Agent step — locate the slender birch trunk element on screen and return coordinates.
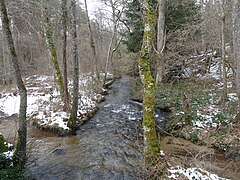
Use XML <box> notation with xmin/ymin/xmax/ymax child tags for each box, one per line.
<box><xmin>62</xmin><ymin>0</ymin><xmax>70</xmax><ymax>111</ymax></box>
<box><xmin>103</xmin><ymin>0</ymin><xmax>117</xmax><ymax>85</ymax></box>
<box><xmin>84</xmin><ymin>0</ymin><xmax>100</xmax><ymax>79</ymax></box>
<box><xmin>156</xmin><ymin>0</ymin><xmax>166</xmax><ymax>84</ymax></box>
<box><xmin>68</xmin><ymin>0</ymin><xmax>79</xmax><ymax>133</ymax></box>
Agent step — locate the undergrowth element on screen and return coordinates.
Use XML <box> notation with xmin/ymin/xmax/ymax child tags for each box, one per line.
<box><xmin>155</xmin><ymin>80</ymin><xmax>237</xmax><ymax>134</ymax></box>
<box><xmin>150</xmin><ymin>79</ymin><xmax>240</xmax><ymax>177</ymax></box>
<box><xmin>0</xmin><ymin>135</ymin><xmax>26</xmax><ymax>180</ymax></box>
<box><xmin>0</xmin><ymin>167</ymin><xmax>26</xmax><ymax>180</ymax></box>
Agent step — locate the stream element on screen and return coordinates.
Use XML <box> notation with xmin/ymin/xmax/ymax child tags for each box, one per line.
<box><xmin>26</xmin><ymin>75</ymin><xmax>165</xmax><ymax>179</ymax></box>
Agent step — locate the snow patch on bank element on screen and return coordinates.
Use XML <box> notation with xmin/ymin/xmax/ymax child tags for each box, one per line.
<box><xmin>0</xmin><ymin>93</ymin><xmax>50</xmax><ymax>116</ymax></box>
<box><xmin>37</xmin><ymin>111</ymin><xmax>69</xmax><ymax>130</ymax></box>
<box><xmin>0</xmin><ymin>74</ymin><xmax>106</xmax><ymax>131</ymax></box>
<box><xmin>3</xmin><ymin>150</ymin><xmax>14</xmax><ymax>160</ymax></box>
<box><xmin>168</xmin><ymin>166</ymin><xmax>228</xmax><ymax>180</ymax></box>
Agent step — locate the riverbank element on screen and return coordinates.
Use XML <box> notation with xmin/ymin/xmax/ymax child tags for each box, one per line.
<box><xmin>0</xmin><ymin>74</ymin><xmax>113</xmax><ymax>137</ymax></box>
<box><xmin>131</xmin><ymin>76</ymin><xmax>240</xmax><ymax>179</ymax></box>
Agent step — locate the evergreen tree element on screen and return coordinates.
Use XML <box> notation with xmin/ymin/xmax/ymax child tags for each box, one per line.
<box><xmin>124</xmin><ymin>0</ymin><xmax>201</xmax><ymax>53</ymax></box>
<box><xmin>165</xmin><ymin>0</ymin><xmax>200</xmax><ymax>31</ymax></box>
<box><xmin>123</xmin><ymin>0</ymin><xmax>144</xmax><ymax>52</ymax></box>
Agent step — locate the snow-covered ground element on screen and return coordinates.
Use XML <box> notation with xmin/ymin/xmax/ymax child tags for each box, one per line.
<box><xmin>0</xmin><ymin>74</ymin><xmax>104</xmax><ymax>131</ymax></box>
<box><xmin>168</xmin><ymin>166</ymin><xmax>228</xmax><ymax>180</ymax></box>
<box><xmin>3</xmin><ymin>142</ymin><xmax>14</xmax><ymax>160</ymax></box>
<box><xmin>167</xmin><ymin>54</ymin><xmax>238</xmax><ymax>179</ymax></box>
<box><xmin>0</xmin><ymin>138</ymin><xmax>14</xmax><ymax>160</ymax></box>
<box><xmin>3</xmin><ymin>150</ymin><xmax>14</xmax><ymax>160</ymax></box>
<box><xmin>178</xmin><ymin>55</ymin><xmax>238</xmax><ymax>130</ymax></box>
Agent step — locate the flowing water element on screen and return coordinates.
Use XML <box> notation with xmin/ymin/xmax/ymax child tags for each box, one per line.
<box><xmin>26</xmin><ymin>76</ymin><xmax>165</xmax><ymax>179</ymax></box>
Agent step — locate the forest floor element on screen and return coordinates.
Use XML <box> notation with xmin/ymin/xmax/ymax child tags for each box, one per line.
<box><xmin>154</xmin><ymin>78</ymin><xmax>240</xmax><ymax>155</ymax></box>
<box><xmin>132</xmin><ymin>75</ymin><xmax>240</xmax><ymax>179</ymax></box>
<box><xmin>131</xmin><ymin>57</ymin><xmax>240</xmax><ymax>180</ymax></box>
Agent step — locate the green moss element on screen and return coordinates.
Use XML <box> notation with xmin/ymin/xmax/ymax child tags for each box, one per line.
<box><xmin>13</xmin><ymin>129</ymin><xmax>27</xmax><ymax>167</ymax></box>
<box><xmin>0</xmin><ymin>166</ymin><xmax>26</xmax><ymax>180</ymax></box>
<box><xmin>190</xmin><ymin>131</ymin><xmax>199</xmax><ymax>144</ymax></box>
<box><xmin>143</xmin><ymin>72</ymin><xmax>159</xmax><ymax>156</ymax></box>
<box><xmin>0</xmin><ymin>135</ymin><xmax>17</xmax><ymax>172</ymax></box>
<box><xmin>138</xmin><ymin>0</ymin><xmax>159</xmax><ymax>158</ymax></box>
<box><xmin>138</xmin><ymin>58</ymin><xmax>160</xmax><ymax>157</ymax></box>
<box><xmin>0</xmin><ymin>135</ymin><xmax>8</xmax><ymax>153</ymax></box>
<box><xmin>45</xmin><ymin>20</ymin><xmax>65</xmax><ymax>101</ymax></box>
<box><xmin>11</xmin><ymin>50</ymin><xmax>17</xmax><ymax>57</ymax></box>
<box><xmin>67</xmin><ymin>104</ymin><xmax>78</xmax><ymax>134</ymax></box>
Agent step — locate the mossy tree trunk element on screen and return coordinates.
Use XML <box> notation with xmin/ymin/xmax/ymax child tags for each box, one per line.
<box><xmin>0</xmin><ymin>0</ymin><xmax>27</xmax><ymax>167</ymax></box>
<box><xmin>67</xmin><ymin>0</ymin><xmax>79</xmax><ymax>133</ymax></box>
<box><xmin>138</xmin><ymin>0</ymin><xmax>159</xmax><ymax>158</ymax></box>
<box><xmin>44</xmin><ymin>5</ymin><xmax>65</xmax><ymax>101</ymax></box>
<box><xmin>61</xmin><ymin>0</ymin><xmax>70</xmax><ymax>111</ymax></box>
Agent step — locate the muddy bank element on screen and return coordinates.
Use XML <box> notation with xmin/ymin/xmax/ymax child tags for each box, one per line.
<box><xmin>161</xmin><ymin>136</ymin><xmax>240</xmax><ymax>180</ymax></box>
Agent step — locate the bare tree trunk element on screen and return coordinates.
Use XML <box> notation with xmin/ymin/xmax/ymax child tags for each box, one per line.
<box><xmin>0</xmin><ymin>0</ymin><xmax>27</xmax><ymax>167</ymax></box>
<box><xmin>103</xmin><ymin>0</ymin><xmax>117</xmax><ymax>85</ymax></box>
<box><xmin>96</xmin><ymin>20</ymin><xmax>104</xmax><ymax>60</ymax></box>
<box><xmin>181</xmin><ymin>92</ymin><xmax>191</xmax><ymax>125</ymax></box>
<box><xmin>44</xmin><ymin>5</ymin><xmax>65</xmax><ymax>101</ymax></box>
<box><xmin>84</xmin><ymin>0</ymin><xmax>100</xmax><ymax>79</ymax></box>
<box><xmin>68</xmin><ymin>0</ymin><xmax>79</xmax><ymax>133</ymax></box>
<box><xmin>233</xmin><ymin>0</ymin><xmax>240</xmax><ymax>110</ymax></box>
<box><xmin>156</xmin><ymin>0</ymin><xmax>166</xmax><ymax>84</ymax></box>
<box><xmin>221</xmin><ymin>15</ymin><xmax>227</xmax><ymax>101</ymax></box>
<box><xmin>1</xmin><ymin>28</ymin><xmax>11</xmax><ymax>84</ymax></box>
<box><xmin>62</xmin><ymin>0</ymin><xmax>70</xmax><ymax>111</ymax></box>
<box><xmin>157</xmin><ymin>0</ymin><xmax>165</xmax><ymax>52</ymax></box>
<box><xmin>138</xmin><ymin>0</ymin><xmax>159</xmax><ymax>159</ymax></box>
<box><xmin>1</xmin><ymin>29</ymin><xmax>7</xmax><ymax>82</ymax></box>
